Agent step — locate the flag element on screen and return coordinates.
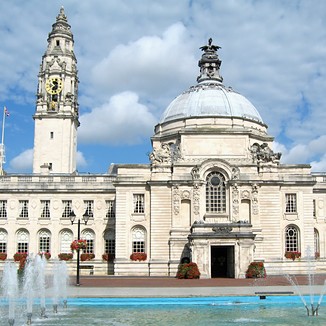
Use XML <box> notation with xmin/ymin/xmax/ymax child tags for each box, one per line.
<box><xmin>4</xmin><ymin>107</ymin><xmax>9</xmax><ymax>117</ymax></box>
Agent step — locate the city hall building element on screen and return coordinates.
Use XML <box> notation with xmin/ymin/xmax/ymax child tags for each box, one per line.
<box><xmin>0</xmin><ymin>8</ymin><xmax>325</xmax><ymax>278</ymax></box>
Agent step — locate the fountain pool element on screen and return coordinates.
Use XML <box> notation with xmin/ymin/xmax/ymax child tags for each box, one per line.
<box><xmin>1</xmin><ymin>296</ymin><xmax>325</xmax><ymax>326</ymax></box>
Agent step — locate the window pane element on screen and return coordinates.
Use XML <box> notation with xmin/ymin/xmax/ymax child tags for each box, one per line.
<box><xmin>285</xmin><ymin>226</ymin><xmax>299</xmax><ymax>252</ymax></box>
<box><xmin>206</xmin><ymin>172</ymin><xmax>226</xmax><ymax>213</ymax></box>
<box><xmin>285</xmin><ymin>194</ymin><xmax>297</xmax><ymax>213</ymax></box>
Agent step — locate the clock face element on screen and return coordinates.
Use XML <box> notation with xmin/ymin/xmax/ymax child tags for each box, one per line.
<box><xmin>45</xmin><ymin>77</ymin><xmax>63</xmax><ymax>94</ymax></box>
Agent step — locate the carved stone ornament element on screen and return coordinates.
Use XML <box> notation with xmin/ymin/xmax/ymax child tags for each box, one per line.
<box><xmin>149</xmin><ymin>143</ymin><xmax>171</xmax><ymax>166</ymax></box>
<box><xmin>191</xmin><ymin>166</ymin><xmax>200</xmax><ymax>180</ymax></box>
<box><xmin>193</xmin><ymin>184</ymin><xmax>200</xmax><ymax>216</ymax></box>
<box><xmin>212</xmin><ymin>226</ymin><xmax>233</xmax><ymax>234</ymax></box>
<box><xmin>172</xmin><ymin>185</ymin><xmax>180</xmax><ymax>215</ymax></box>
<box><xmin>232</xmin><ymin>184</ymin><xmax>239</xmax><ymax>216</ymax></box>
<box><xmin>231</xmin><ymin>167</ymin><xmax>240</xmax><ymax>180</ymax></box>
<box><xmin>250</xmin><ymin>142</ymin><xmax>281</xmax><ymax>164</ymax></box>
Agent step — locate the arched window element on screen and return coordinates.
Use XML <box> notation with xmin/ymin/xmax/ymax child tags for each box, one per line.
<box><xmin>206</xmin><ymin>171</ymin><xmax>226</xmax><ymax>213</ymax></box>
<box><xmin>16</xmin><ymin>229</ymin><xmax>29</xmax><ymax>253</ymax></box>
<box><xmin>0</xmin><ymin>229</ymin><xmax>8</xmax><ymax>253</ymax></box>
<box><xmin>82</xmin><ymin>229</ymin><xmax>95</xmax><ymax>254</ymax></box>
<box><xmin>104</xmin><ymin>229</ymin><xmax>115</xmax><ymax>255</ymax></box>
<box><xmin>60</xmin><ymin>229</ymin><xmax>73</xmax><ymax>253</ymax></box>
<box><xmin>38</xmin><ymin>229</ymin><xmax>51</xmax><ymax>253</ymax></box>
<box><xmin>314</xmin><ymin>228</ymin><xmax>320</xmax><ymax>258</ymax></box>
<box><xmin>132</xmin><ymin>226</ymin><xmax>146</xmax><ymax>253</ymax></box>
<box><xmin>285</xmin><ymin>225</ymin><xmax>300</xmax><ymax>252</ymax></box>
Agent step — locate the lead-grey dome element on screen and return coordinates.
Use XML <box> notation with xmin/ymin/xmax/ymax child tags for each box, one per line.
<box><xmin>160</xmin><ymin>81</ymin><xmax>263</xmax><ymax>123</ymax></box>
<box><xmin>160</xmin><ymin>39</ymin><xmax>263</xmax><ymax>124</ymax></box>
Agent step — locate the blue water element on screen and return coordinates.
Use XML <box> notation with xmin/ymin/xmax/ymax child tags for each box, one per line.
<box><xmin>1</xmin><ymin>296</ymin><xmax>326</xmax><ymax>325</ymax></box>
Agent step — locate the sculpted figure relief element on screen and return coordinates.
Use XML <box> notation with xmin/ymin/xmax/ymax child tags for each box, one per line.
<box><xmin>149</xmin><ymin>143</ymin><xmax>171</xmax><ymax>166</ymax></box>
<box><xmin>250</xmin><ymin>142</ymin><xmax>281</xmax><ymax>164</ymax></box>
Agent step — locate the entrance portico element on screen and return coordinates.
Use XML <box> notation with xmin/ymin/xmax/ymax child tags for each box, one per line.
<box><xmin>189</xmin><ymin>222</ymin><xmax>256</xmax><ymax>278</ymax></box>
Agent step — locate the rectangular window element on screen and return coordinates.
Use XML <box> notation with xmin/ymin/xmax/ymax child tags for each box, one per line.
<box><xmin>40</xmin><ymin>200</ymin><xmax>50</xmax><ymax>219</ymax></box>
<box><xmin>0</xmin><ymin>242</ymin><xmax>7</xmax><ymax>253</ymax></box>
<box><xmin>50</xmin><ymin>132</ymin><xmax>54</xmax><ymax>139</ymax></box>
<box><xmin>39</xmin><ymin>236</ymin><xmax>50</xmax><ymax>253</ymax></box>
<box><xmin>19</xmin><ymin>200</ymin><xmax>29</xmax><ymax>218</ymax></box>
<box><xmin>84</xmin><ymin>200</ymin><xmax>94</xmax><ymax>217</ymax></box>
<box><xmin>105</xmin><ymin>239</ymin><xmax>115</xmax><ymax>254</ymax></box>
<box><xmin>17</xmin><ymin>242</ymin><xmax>28</xmax><ymax>253</ymax></box>
<box><xmin>133</xmin><ymin>194</ymin><xmax>144</xmax><ymax>214</ymax></box>
<box><xmin>132</xmin><ymin>241</ymin><xmax>145</xmax><ymax>253</ymax></box>
<box><xmin>85</xmin><ymin>239</ymin><xmax>94</xmax><ymax>254</ymax></box>
<box><xmin>285</xmin><ymin>194</ymin><xmax>297</xmax><ymax>213</ymax></box>
<box><xmin>62</xmin><ymin>200</ymin><xmax>72</xmax><ymax>218</ymax></box>
<box><xmin>106</xmin><ymin>200</ymin><xmax>115</xmax><ymax>219</ymax></box>
<box><xmin>313</xmin><ymin>199</ymin><xmax>316</xmax><ymax>218</ymax></box>
<box><xmin>0</xmin><ymin>200</ymin><xmax>7</xmax><ymax>218</ymax></box>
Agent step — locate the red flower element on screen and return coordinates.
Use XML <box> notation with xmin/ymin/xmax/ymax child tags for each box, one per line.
<box><xmin>130</xmin><ymin>253</ymin><xmax>147</xmax><ymax>261</ymax></box>
<box><xmin>58</xmin><ymin>253</ymin><xmax>73</xmax><ymax>261</ymax></box>
<box><xmin>176</xmin><ymin>262</ymin><xmax>200</xmax><ymax>279</ymax></box>
<box><xmin>245</xmin><ymin>261</ymin><xmax>266</xmax><ymax>278</ymax></box>
<box><xmin>80</xmin><ymin>253</ymin><xmax>95</xmax><ymax>261</ymax></box>
<box><xmin>71</xmin><ymin>239</ymin><xmax>87</xmax><ymax>251</ymax></box>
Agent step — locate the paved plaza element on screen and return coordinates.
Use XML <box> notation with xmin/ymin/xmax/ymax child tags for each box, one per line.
<box><xmin>68</xmin><ymin>275</ymin><xmax>326</xmax><ymax>298</ymax></box>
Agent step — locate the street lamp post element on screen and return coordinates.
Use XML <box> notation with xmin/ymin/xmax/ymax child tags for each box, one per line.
<box><xmin>69</xmin><ymin>210</ymin><xmax>90</xmax><ymax>286</ymax></box>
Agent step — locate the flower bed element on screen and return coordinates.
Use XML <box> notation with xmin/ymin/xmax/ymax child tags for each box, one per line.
<box><xmin>71</xmin><ymin>239</ymin><xmax>87</xmax><ymax>251</ymax></box>
<box><xmin>0</xmin><ymin>253</ymin><xmax>7</xmax><ymax>260</ymax></box>
<box><xmin>102</xmin><ymin>253</ymin><xmax>115</xmax><ymax>261</ymax></box>
<box><xmin>130</xmin><ymin>252</ymin><xmax>147</xmax><ymax>261</ymax></box>
<box><xmin>80</xmin><ymin>253</ymin><xmax>95</xmax><ymax>261</ymax></box>
<box><xmin>13</xmin><ymin>252</ymin><xmax>28</xmax><ymax>262</ymax></box>
<box><xmin>176</xmin><ymin>262</ymin><xmax>200</xmax><ymax>279</ymax></box>
<box><xmin>58</xmin><ymin>253</ymin><xmax>73</xmax><ymax>261</ymax></box>
<box><xmin>245</xmin><ymin>261</ymin><xmax>266</xmax><ymax>278</ymax></box>
<box><xmin>284</xmin><ymin>251</ymin><xmax>301</xmax><ymax>261</ymax></box>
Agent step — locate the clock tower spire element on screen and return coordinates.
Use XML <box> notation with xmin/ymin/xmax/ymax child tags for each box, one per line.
<box><xmin>33</xmin><ymin>7</ymin><xmax>79</xmax><ymax>174</ymax></box>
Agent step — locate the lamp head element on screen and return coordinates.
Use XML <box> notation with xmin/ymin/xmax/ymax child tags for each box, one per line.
<box><xmin>83</xmin><ymin>212</ymin><xmax>90</xmax><ymax>225</ymax></box>
<box><xmin>69</xmin><ymin>210</ymin><xmax>76</xmax><ymax>224</ymax></box>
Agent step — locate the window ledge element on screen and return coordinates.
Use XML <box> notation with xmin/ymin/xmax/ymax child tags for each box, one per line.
<box><xmin>283</xmin><ymin>213</ymin><xmax>298</xmax><ymax>221</ymax></box>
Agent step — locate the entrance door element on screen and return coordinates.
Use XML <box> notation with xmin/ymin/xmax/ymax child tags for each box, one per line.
<box><xmin>211</xmin><ymin>246</ymin><xmax>234</xmax><ymax>278</ymax></box>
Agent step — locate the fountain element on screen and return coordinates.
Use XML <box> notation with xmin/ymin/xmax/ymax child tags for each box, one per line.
<box><xmin>1</xmin><ymin>262</ymin><xmax>18</xmax><ymax>326</ymax></box>
<box><xmin>1</xmin><ymin>255</ymin><xmax>69</xmax><ymax>325</ymax></box>
<box><xmin>285</xmin><ymin>246</ymin><xmax>326</xmax><ymax>316</ymax></box>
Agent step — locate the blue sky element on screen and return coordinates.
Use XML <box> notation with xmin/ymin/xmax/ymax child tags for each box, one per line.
<box><xmin>1</xmin><ymin>0</ymin><xmax>326</xmax><ymax>173</ymax></box>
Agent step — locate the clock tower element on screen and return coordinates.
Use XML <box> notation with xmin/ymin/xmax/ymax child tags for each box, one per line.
<box><xmin>33</xmin><ymin>7</ymin><xmax>79</xmax><ymax>174</ymax></box>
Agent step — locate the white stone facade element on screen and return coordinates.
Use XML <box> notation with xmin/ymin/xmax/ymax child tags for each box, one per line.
<box><xmin>0</xmin><ymin>9</ymin><xmax>326</xmax><ymax>279</ymax></box>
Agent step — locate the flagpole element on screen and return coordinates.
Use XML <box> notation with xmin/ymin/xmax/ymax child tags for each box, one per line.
<box><xmin>1</xmin><ymin>106</ymin><xmax>5</xmax><ymax>145</ymax></box>
<box><xmin>0</xmin><ymin>107</ymin><xmax>6</xmax><ymax>175</ymax></box>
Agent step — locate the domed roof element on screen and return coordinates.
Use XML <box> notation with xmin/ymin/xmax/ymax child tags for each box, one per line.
<box><xmin>160</xmin><ymin>39</ymin><xmax>263</xmax><ymax>124</ymax></box>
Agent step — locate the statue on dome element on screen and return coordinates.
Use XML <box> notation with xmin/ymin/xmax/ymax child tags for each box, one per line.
<box><xmin>200</xmin><ymin>38</ymin><xmax>221</xmax><ymax>53</ymax></box>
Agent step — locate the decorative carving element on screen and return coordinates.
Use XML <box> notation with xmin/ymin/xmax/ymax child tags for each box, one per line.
<box><xmin>251</xmin><ymin>183</ymin><xmax>259</xmax><ymax>215</ymax></box>
<box><xmin>172</xmin><ymin>185</ymin><xmax>180</xmax><ymax>215</ymax></box>
<box><xmin>193</xmin><ymin>184</ymin><xmax>200</xmax><ymax>216</ymax></box>
<box><xmin>182</xmin><ymin>190</ymin><xmax>190</xmax><ymax>200</ymax></box>
<box><xmin>191</xmin><ymin>166</ymin><xmax>200</xmax><ymax>180</ymax></box>
<box><xmin>149</xmin><ymin>143</ymin><xmax>171</xmax><ymax>166</ymax></box>
<box><xmin>171</xmin><ymin>141</ymin><xmax>182</xmax><ymax>163</ymax></box>
<box><xmin>212</xmin><ymin>226</ymin><xmax>233</xmax><ymax>234</ymax></box>
<box><xmin>241</xmin><ymin>190</ymin><xmax>250</xmax><ymax>199</ymax></box>
<box><xmin>231</xmin><ymin>167</ymin><xmax>240</xmax><ymax>180</ymax></box>
<box><xmin>232</xmin><ymin>183</ymin><xmax>239</xmax><ymax>217</ymax></box>
<box><xmin>250</xmin><ymin>143</ymin><xmax>281</xmax><ymax>164</ymax></box>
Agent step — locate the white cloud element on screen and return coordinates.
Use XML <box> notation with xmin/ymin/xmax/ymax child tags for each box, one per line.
<box><xmin>9</xmin><ymin>149</ymin><xmax>33</xmax><ymax>172</ymax></box>
<box><xmin>78</xmin><ymin>91</ymin><xmax>156</xmax><ymax>145</ymax></box>
<box><xmin>90</xmin><ymin>22</ymin><xmax>197</xmax><ymax>105</ymax></box>
<box><xmin>76</xmin><ymin>151</ymin><xmax>87</xmax><ymax>169</ymax></box>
